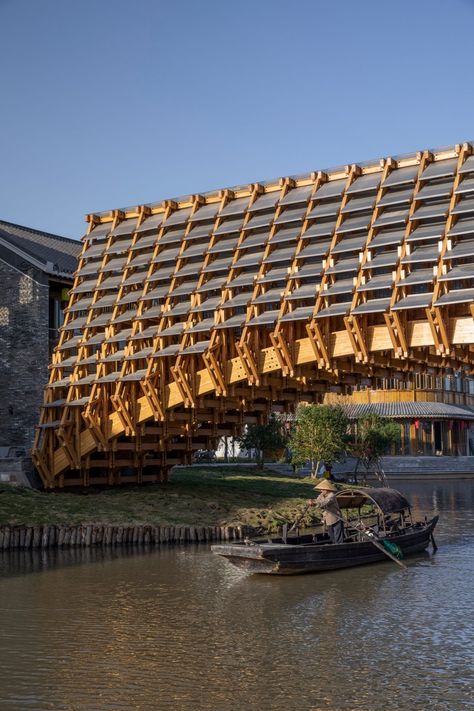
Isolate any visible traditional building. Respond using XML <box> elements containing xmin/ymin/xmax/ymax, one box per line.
<box><xmin>0</xmin><ymin>220</ymin><xmax>81</xmax><ymax>456</ymax></box>
<box><xmin>33</xmin><ymin>142</ymin><xmax>474</xmax><ymax>488</ymax></box>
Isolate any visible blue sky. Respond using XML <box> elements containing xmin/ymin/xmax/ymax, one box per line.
<box><xmin>1</xmin><ymin>0</ymin><xmax>474</xmax><ymax>238</ymax></box>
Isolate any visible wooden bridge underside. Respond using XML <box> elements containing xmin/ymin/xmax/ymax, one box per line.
<box><xmin>33</xmin><ymin>142</ymin><xmax>474</xmax><ymax>487</ymax></box>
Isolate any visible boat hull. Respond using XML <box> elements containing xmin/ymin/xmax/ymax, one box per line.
<box><xmin>211</xmin><ymin>517</ymin><xmax>438</xmax><ymax>575</ymax></box>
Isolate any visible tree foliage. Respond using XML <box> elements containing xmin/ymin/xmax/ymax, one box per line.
<box><xmin>288</xmin><ymin>405</ymin><xmax>350</xmax><ymax>475</ymax></box>
<box><xmin>355</xmin><ymin>414</ymin><xmax>400</xmax><ymax>459</ymax></box>
<box><xmin>238</xmin><ymin>414</ymin><xmax>287</xmax><ymax>469</ymax></box>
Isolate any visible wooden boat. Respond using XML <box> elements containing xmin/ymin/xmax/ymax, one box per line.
<box><xmin>211</xmin><ymin>487</ymin><xmax>439</xmax><ymax>575</ymax></box>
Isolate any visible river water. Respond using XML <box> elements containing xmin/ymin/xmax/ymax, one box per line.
<box><xmin>0</xmin><ymin>480</ymin><xmax>473</xmax><ymax>711</ymax></box>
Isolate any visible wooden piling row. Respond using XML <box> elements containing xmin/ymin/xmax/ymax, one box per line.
<box><xmin>0</xmin><ymin>524</ymin><xmax>248</xmax><ymax>550</ymax></box>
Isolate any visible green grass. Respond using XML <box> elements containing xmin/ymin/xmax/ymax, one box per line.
<box><xmin>0</xmin><ymin>466</ymin><xmax>332</xmax><ymax>532</ymax></box>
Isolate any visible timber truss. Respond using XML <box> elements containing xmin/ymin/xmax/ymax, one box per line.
<box><xmin>33</xmin><ymin>142</ymin><xmax>474</xmax><ymax>487</ymax></box>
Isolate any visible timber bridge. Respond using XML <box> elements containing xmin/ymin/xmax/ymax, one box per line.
<box><xmin>33</xmin><ymin>142</ymin><xmax>474</xmax><ymax>487</ymax></box>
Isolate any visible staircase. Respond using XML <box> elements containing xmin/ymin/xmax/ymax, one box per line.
<box><xmin>267</xmin><ymin>456</ymin><xmax>474</xmax><ymax>479</ymax></box>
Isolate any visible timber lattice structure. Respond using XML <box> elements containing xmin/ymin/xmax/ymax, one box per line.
<box><xmin>33</xmin><ymin>142</ymin><xmax>474</xmax><ymax>487</ymax></box>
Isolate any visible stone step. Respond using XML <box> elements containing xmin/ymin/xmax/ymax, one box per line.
<box><xmin>267</xmin><ymin>456</ymin><xmax>474</xmax><ymax>478</ymax></box>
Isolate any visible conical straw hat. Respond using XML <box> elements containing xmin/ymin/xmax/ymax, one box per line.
<box><xmin>314</xmin><ymin>479</ymin><xmax>337</xmax><ymax>492</ymax></box>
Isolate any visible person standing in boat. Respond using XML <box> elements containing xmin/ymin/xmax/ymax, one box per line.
<box><xmin>307</xmin><ymin>480</ymin><xmax>344</xmax><ymax>544</ymax></box>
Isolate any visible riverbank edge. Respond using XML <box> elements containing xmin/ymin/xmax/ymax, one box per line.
<box><xmin>0</xmin><ymin>523</ymin><xmax>253</xmax><ymax>551</ymax></box>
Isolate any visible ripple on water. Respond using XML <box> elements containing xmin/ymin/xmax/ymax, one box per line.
<box><xmin>0</xmin><ymin>480</ymin><xmax>473</xmax><ymax>711</ymax></box>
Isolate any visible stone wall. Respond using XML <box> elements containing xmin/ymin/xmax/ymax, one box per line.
<box><xmin>0</xmin><ymin>257</ymin><xmax>49</xmax><ymax>451</ymax></box>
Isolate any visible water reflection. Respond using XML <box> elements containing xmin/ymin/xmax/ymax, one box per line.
<box><xmin>0</xmin><ymin>481</ymin><xmax>473</xmax><ymax>710</ymax></box>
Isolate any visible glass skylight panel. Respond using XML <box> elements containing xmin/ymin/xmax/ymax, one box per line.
<box><xmin>248</xmin><ymin>190</ymin><xmax>281</xmax><ymax>212</ymax></box>
<box><xmin>416</xmin><ymin>180</ymin><xmax>454</xmax><ymax>201</ymax></box>
<box><xmin>158</xmin><ymin>228</ymin><xmax>186</xmax><ymax>245</ymax></box>
<box><xmin>392</xmin><ymin>293</ymin><xmax>433</xmax><ymax>310</ymax></box>
<box><xmin>320</xmin><ymin>279</ymin><xmax>354</xmax><ymax>296</ymax></box>
<box><xmin>410</xmin><ymin>201</ymin><xmax>450</xmax><ymax>221</ymax></box>
<box><xmin>273</xmin><ymin>206</ymin><xmax>307</xmax><ymax>225</ymax></box>
<box><xmin>382</xmin><ymin>164</ymin><xmax>419</xmax><ymax>187</ymax></box>
<box><xmin>257</xmin><ymin>266</ymin><xmax>288</xmax><ymax>283</ymax></box>
<box><xmin>279</xmin><ymin>184</ymin><xmax>313</xmax><ymax>206</ymax></box>
<box><xmin>214</xmin><ymin>217</ymin><xmax>244</xmax><ymax>235</ymax></box>
<box><xmin>233</xmin><ymin>250</ymin><xmax>264</xmax><ymax>269</ymax></box>
<box><xmin>197</xmin><ymin>275</ymin><xmax>227</xmax><ymax>292</ymax></box>
<box><xmin>280</xmin><ymin>305</ymin><xmax>314</xmax><ymax>322</ymax></box>
<box><xmin>163</xmin><ymin>207</ymin><xmax>192</xmax><ymax>226</ymax></box>
<box><xmin>346</xmin><ymin>172</ymin><xmax>382</xmax><ymax>194</ymax></box>
<box><xmin>451</xmin><ymin>196</ymin><xmax>474</xmax><ymax>215</ymax></box>
<box><xmin>135</xmin><ymin>213</ymin><xmax>164</xmax><ymax>233</ymax></box>
<box><xmin>448</xmin><ymin>217</ymin><xmax>474</xmax><ymax>238</ymax></box>
<box><xmin>100</xmin><ymin>256</ymin><xmax>127</xmax><ymax>273</ymax></box>
<box><xmin>189</xmin><ymin>202</ymin><xmax>220</xmax><ymax>222</ymax></box>
<box><xmin>221</xmin><ymin>290</ymin><xmax>252</xmax><ymax>309</ymax></box>
<box><xmin>202</xmin><ymin>255</ymin><xmax>233</xmax><ymax>273</ymax></box>
<box><xmin>357</xmin><ymin>274</ymin><xmax>393</xmax><ymax>292</ymax></box>
<box><xmin>407</xmin><ymin>222</ymin><xmax>445</xmax><ymax>242</ymax></box>
<box><xmin>271</xmin><ymin>226</ymin><xmax>301</xmax><ymax>244</ymax></box>
<box><xmin>363</xmin><ymin>250</ymin><xmax>399</xmax><ymax>269</ymax></box>
<box><xmin>105</xmin><ymin>237</ymin><xmax>134</xmax><ymax>255</ymax></box>
<box><xmin>263</xmin><ymin>245</ymin><xmax>295</xmax><ymax>264</ymax></box>
<box><xmin>296</xmin><ymin>241</ymin><xmax>330</xmax><ymax>259</ymax></box>
<box><xmin>377</xmin><ymin>187</ymin><xmax>414</xmax><ymax>207</ymax></box>
<box><xmin>352</xmin><ymin>298</ymin><xmax>391</xmax><ymax>314</ymax></box>
<box><xmin>332</xmin><ymin>234</ymin><xmax>366</xmax><ymax>254</ymax></box>
<box><xmin>397</xmin><ymin>269</ymin><xmax>434</xmax><ymax>286</ymax></box>
<box><xmin>88</xmin><ymin>223</ymin><xmax>112</xmax><ymax>241</ymax></box>
<box><xmin>129</xmin><ymin>252</ymin><xmax>151</xmax><ymax>268</ymax></box>
<box><xmin>239</xmin><ymin>231</ymin><xmax>268</xmax><ymax>250</ymax></box>
<box><xmin>307</xmin><ymin>199</ymin><xmax>341</xmax><ymax>220</ymax></box>
<box><xmin>218</xmin><ymin>196</ymin><xmax>250</xmax><ymax>217</ymax></box>
<box><xmin>439</xmin><ymin>264</ymin><xmax>474</xmax><ymax>281</ymax></box>
<box><xmin>285</xmin><ymin>283</ymin><xmax>316</xmax><ymax>300</ymax></box>
<box><xmin>420</xmin><ymin>158</ymin><xmax>457</xmax><ymax>180</ymax></box>
<box><xmin>302</xmin><ymin>220</ymin><xmax>337</xmax><ymax>238</ymax></box>
<box><xmin>130</xmin><ymin>232</ymin><xmax>157</xmax><ymax>251</ymax></box>
<box><xmin>455</xmin><ymin>176</ymin><xmax>474</xmax><ymax>195</ymax></box>
<box><xmin>315</xmin><ymin>302</ymin><xmax>351</xmax><ymax>318</ymax></box>
<box><xmin>313</xmin><ymin>179</ymin><xmax>346</xmax><ymax>200</ymax></box>
<box><xmin>460</xmin><ymin>155</ymin><xmax>474</xmax><ymax>174</ymax></box>
<box><xmin>402</xmin><ymin>245</ymin><xmax>439</xmax><ymax>264</ymax></box>
<box><xmin>186</xmin><ymin>223</ymin><xmax>212</xmax><ymax>240</ymax></box>
<box><xmin>182</xmin><ymin>242</ymin><xmax>208</xmax><ymax>259</ymax></box>
<box><xmin>325</xmin><ymin>259</ymin><xmax>358</xmax><ymax>275</ymax></box>
<box><xmin>444</xmin><ymin>239</ymin><xmax>474</xmax><ymax>259</ymax></box>
<box><xmin>372</xmin><ymin>208</ymin><xmax>409</xmax><ymax>228</ymax></box>
<box><xmin>110</xmin><ymin>219</ymin><xmax>138</xmax><ymax>236</ymax></box>
<box><xmin>336</xmin><ymin>215</ymin><xmax>371</xmax><ymax>233</ymax></box>
<box><xmin>341</xmin><ymin>194</ymin><xmax>376</xmax><ymax>213</ymax></box>
<box><xmin>155</xmin><ymin>245</ymin><xmax>181</xmax><ymax>261</ymax></box>
<box><xmin>242</xmin><ymin>212</ymin><xmax>274</xmax><ymax>230</ymax></box>
<box><xmin>370</xmin><ymin>229</ymin><xmax>405</xmax><ymax>248</ymax></box>
<box><xmin>435</xmin><ymin>289</ymin><xmax>474</xmax><ymax>306</ymax></box>
<box><xmin>252</xmin><ymin>287</ymin><xmax>283</xmax><ymax>305</ymax></box>
<box><xmin>208</xmin><ymin>236</ymin><xmax>239</xmax><ymax>254</ymax></box>
<box><xmin>247</xmin><ymin>310</ymin><xmax>279</xmax><ymax>326</ymax></box>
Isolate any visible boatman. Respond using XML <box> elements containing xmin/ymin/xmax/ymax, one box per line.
<box><xmin>307</xmin><ymin>480</ymin><xmax>344</xmax><ymax>544</ymax></box>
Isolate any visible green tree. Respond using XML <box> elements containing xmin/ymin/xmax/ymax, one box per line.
<box><xmin>355</xmin><ymin>414</ymin><xmax>401</xmax><ymax>458</ymax></box>
<box><xmin>352</xmin><ymin>414</ymin><xmax>401</xmax><ymax>485</ymax></box>
<box><xmin>288</xmin><ymin>405</ymin><xmax>349</xmax><ymax>476</ymax></box>
<box><xmin>238</xmin><ymin>414</ymin><xmax>287</xmax><ymax>470</ymax></box>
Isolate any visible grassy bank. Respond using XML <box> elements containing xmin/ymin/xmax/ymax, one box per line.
<box><xmin>0</xmin><ymin>467</ymin><xmax>331</xmax><ymax>532</ymax></box>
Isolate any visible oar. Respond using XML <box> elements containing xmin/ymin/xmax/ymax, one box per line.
<box><xmin>342</xmin><ymin>515</ymin><xmax>407</xmax><ymax>569</ymax></box>
<box><xmin>289</xmin><ymin>504</ymin><xmax>311</xmax><ymax>532</ymax></box>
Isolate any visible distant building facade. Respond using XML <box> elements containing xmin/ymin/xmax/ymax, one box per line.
<box><xmin>0</xmin><ymin>221</ymin><xmax>81</xmax><ymax>453</ymax></box>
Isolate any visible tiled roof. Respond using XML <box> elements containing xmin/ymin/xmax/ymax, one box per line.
<box><xmin>343</xmin><ymin>402</ymin><xmax>474</xmax><ymax>421</ymax></box>
<box><xmin>0</xmin><ymin>220</ymin><xmax>81</xmax><ymax>277</ymax></box>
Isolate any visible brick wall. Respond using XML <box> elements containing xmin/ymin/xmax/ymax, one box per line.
<box><xmin>0</xmin><ymin>258</ymin><xmax>49</xmax><ymax>451</ymax></box>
